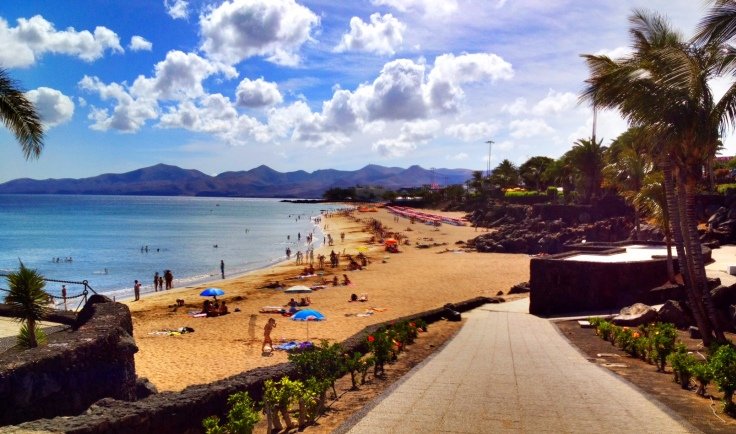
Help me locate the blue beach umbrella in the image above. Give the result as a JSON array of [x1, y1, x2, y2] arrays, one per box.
[[291, 309, 325, 321], [291, 309, 325, 339], [200, 288, 225, 298]]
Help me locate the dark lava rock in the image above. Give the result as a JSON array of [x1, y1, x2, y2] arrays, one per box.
[[508, 282, 530, 294], [657, 300, 693, 329]]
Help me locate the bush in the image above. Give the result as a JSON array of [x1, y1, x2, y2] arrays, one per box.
[[367, 330, 393, 377], [667, 343, 694, 389], [288, 340, 344, 397], [651, 323, 678, 372], [717, 183, 736, 195], [202, 391, 260, 434], [690, 359, 714, 397], [710, 344, 736, 414]]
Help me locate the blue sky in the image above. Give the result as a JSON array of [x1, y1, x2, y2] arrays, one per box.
[[0, 0, 718, 182]]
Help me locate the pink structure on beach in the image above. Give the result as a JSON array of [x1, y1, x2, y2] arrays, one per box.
[[386, 206, 466, 226]]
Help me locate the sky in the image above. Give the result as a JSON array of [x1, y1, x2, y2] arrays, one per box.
[[0, 0, 721, 182]]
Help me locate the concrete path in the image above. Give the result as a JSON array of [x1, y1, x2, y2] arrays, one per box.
[[341, 299, 698, 433]]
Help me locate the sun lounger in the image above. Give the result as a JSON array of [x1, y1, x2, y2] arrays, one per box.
[[260, 306, 285, 314]]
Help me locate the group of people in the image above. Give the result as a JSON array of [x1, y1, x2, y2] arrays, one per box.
[[201, 299, 229, 317], [152, 270, 174, 292], [52, 257, 73, 263]]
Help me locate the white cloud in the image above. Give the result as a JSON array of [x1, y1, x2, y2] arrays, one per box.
[[531, 90, 577, 116], [371, 0, 458, 17], [130, 50, 238, 101], [0, 15, 122, 68], [594, 46, 632, 60], [447, 152, 468, 160], [129, 35, 152, 51], [25, 87, 74, 128], [235, 77, 283, 107], [372, 119, 439, 157], [502, 97, 527, 115], [164, 0, 189, 20], [199, 0, 319, 66], [509, 119, 554, 139], [356, 58, 428, 121], [426, 53, 513, 112], [79, 75, 158, 132], [445, 122, 499, 142], [334, 13, 405, 56]]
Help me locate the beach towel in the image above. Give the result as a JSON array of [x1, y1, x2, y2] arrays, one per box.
[[260, 306, 285, 314], [273, 341, 313, 352], [310, 285, 326, 290]]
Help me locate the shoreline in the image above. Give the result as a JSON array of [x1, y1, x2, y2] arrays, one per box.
[[127, 207, 531, 391]]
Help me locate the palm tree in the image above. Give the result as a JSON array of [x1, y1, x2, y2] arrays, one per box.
[[490, 159, 520, 189], [0, 68, 44, 159], [566, 137, 607, 204], [634, 171, 676, 282], [519, 156, 554, 191], [604, 127, 653, 239], [5, 262, 51, 348], [581, 9, 736, 344]]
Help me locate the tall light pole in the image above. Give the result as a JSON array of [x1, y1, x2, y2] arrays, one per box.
[[485, 139, 494, 177]]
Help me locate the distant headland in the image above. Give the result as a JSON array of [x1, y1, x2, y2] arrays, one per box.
[[0, 164, 473, 199]]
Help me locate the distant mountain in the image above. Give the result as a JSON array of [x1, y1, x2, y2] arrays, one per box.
[[0, 164, 474, 198]]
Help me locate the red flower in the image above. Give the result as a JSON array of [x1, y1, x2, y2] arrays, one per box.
[[368, 335, 375, 343]]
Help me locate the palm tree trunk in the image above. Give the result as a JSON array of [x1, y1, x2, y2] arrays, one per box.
[[684, 175, 727, 343], [27, 317, 37, 348], [663, 160, 713, 345]]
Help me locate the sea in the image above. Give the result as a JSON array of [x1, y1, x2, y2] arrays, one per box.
[[0, 195, 344, 305]]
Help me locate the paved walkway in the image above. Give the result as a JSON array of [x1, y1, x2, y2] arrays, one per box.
[[340, 299, 699, 433]]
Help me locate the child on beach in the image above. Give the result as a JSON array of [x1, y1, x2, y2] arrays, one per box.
[[262, 318, 276, 353]]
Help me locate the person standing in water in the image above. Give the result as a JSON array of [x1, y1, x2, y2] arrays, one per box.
[[220, 260, 225, 279], [153, 272, 159, 291]]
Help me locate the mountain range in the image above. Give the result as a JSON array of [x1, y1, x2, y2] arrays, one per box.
[[0, 164, 474, 198]]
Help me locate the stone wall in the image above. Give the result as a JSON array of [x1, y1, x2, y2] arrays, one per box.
[[0, 297, 137, 426], [9, 297, 492, 434], [529, 251, 672, 316]]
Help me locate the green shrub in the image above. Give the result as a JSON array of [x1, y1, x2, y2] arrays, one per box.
[[690, 359, 714, 397], [717, 183, 736, 195], [651, 323, 678, 372], [595, 320, 614, 342], [710, 344, 736, 413], [504, 190, 546, 198], [415, 318, 428, 332], [367, 330, 393, 377], [288, 340, 344, 397], [202, 391, 260, 434], [667, 343, 694, 389]]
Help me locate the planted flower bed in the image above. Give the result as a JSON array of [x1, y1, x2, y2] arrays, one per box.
[[588, 318, 736, 415]]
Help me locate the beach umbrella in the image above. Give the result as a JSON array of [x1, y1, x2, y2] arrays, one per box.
[[291, 309, 325, 340], [291, 309, 325, 321], [285, 285, 312, 294], [200, 288, 225, 299]]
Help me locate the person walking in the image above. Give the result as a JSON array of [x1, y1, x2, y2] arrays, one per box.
[[133, 280, 141, 301], [262, 318, 276, 354], [220, 260, 225, 279]]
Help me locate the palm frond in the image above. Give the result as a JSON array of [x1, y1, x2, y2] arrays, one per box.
[[0, 68, 44, 159]]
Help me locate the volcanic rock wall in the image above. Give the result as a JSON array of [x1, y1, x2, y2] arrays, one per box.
[[0, 299, 137, 426]]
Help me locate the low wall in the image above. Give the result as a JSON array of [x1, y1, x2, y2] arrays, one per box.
[[529, 254, 671, 316], [527, 241, 711, 316], [0, 298, 137, 426], [9, 297, 492, 434]]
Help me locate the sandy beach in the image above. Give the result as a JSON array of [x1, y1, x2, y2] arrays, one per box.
[[125, 207, 531, 391]]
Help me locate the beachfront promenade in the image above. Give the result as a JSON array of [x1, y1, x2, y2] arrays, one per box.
[[339, 298, 699, 433]]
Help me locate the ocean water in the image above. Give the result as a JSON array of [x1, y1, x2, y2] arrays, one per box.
[[0, 195, 342, 303]]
